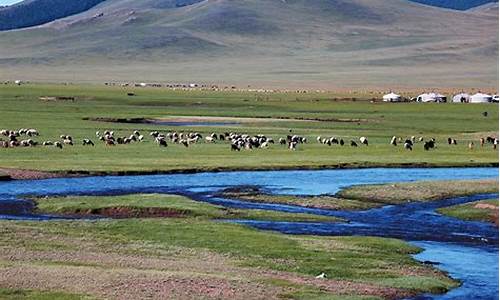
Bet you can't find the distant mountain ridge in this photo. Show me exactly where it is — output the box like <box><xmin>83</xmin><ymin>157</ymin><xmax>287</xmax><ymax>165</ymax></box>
<box><xmin>0</xmin><ymin>0</ymin><xmax>498</xmax><ymax>31</ymax></box>
<box><xmin>0</xmin><ymin>0</ymin><xmax>107</xmax><ymax>31</ymax></box>
<box><xmin>409</xmin><ymin>0</ymin><xmax>498</xmax><ymax>10</ymax></box>
<box><xmin>0</xmin><ymin>0</ymin><xmax>497</xmax><ymax>89</ymax></box>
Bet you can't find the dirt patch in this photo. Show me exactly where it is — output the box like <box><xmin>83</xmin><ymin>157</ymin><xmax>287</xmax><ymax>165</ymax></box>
<box><xmin>0</xmin><ymin>245</ymin><xmax>412</xmax><ymax>300</ymax></box>
<box><xmin>218</xmin><ymin>185</ymin><xmax>379</xmax><ymax>210</ymax></box>
<box><xmin>0</xmin><ymin>168</ymin><xmax>74</xmax><ymax>180</ymax></box>
<box><xmin>52</xmin><ymin>206</ymin><xmax>191</xmax><ymax>219</ymax></box>
<box><xmin>474</xmin><ymin>203</ymin><xmax>498</xmax><ymax>210</ymax></box>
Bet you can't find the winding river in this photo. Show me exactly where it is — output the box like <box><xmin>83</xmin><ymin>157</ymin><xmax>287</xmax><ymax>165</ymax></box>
<box><xmin>0</xmin><ymin>167</ymin><xmax>498</xmax><ymax>299</ymax></box>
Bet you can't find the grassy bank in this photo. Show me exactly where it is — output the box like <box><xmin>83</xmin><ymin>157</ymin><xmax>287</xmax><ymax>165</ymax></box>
<box><xmin>33</xmin><ymin>194</ymin><xmax>342</xmax><ymax>223</ymax></box>
<box><xmin>0</xmin><ymin>288</ymin><xmax>90</xmax><ymax>300</ymax></box>
<box><xmin>438</xmin><ymin>199</ymin><xmax>499</xmax><ymax>224</ymax></box>
<box><xmin>336</xmin><ymin>179</ymin><xmax>499</xmax><ymax>205</ymax></box>
<box><xmin>0</xmin><ymin>84</ymin><xmax>497</xmax><ymax>174</ymax></box>
<box><xmin>219</xmin><ymin>179</ymin><xmax>499</xmax><ymax>210</ymax></box>
<box><xmin>0</xmin><ymin>217</ymin><xmax>457</xmax><ymax>300</ymax></box>
<box><xmin>219</xmin><ymin>186</ymin><xmax>379</xmax><ymax>210</ymax></box>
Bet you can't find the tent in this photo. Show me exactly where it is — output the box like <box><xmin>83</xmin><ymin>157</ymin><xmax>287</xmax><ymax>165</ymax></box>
<box><xmin>382</xmin><ymin>92</ymin><xmax>401</xmax><ymax>102</ymax></box>
<box><xmin>452</xmin><ymin>93</ymin><xmax>470</xmax><ymax>103</ymax></box>
<box><xmin>469</xmin><ymin>93</ymin><xmax>492</xmax><ymax>103</ymax></box>
<box><xmin>416</xmin><ymin>92</ymin><xmax>447</xmax><ymax>103</ymax></box>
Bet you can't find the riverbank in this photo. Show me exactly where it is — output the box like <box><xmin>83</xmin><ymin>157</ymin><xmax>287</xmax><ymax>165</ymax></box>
<box><xmin>31</xmin><ymin>194</ymin><xmax>342</xmax><ymax>223</ymax></box>
<box><xmin>218</xmin><ymin>179</ymin><xmax>499</xmax><ymax>210</ymax></box>
<box><xmin>438</xmin><ymin>199</ymin><xmax>499</xmax><ymax>225</ymax></box>
<box><xmin>0</xmin><ymin>218</ymin><xmax>456</xmax><ymax>300</ymax></box>
<box><xmin>1</xmin><ymin>162</ymin><xmax>499</xmax><ymax>181</ymax></box>
<box><xmin>0</xmin><ymin>168</ymin><xmax>497</xmax><ymax>299</ymax></box>
<box><xmin>0</xmin><ymin>84</ymin><xmax>498</xmax><ymax>179</ymax></box>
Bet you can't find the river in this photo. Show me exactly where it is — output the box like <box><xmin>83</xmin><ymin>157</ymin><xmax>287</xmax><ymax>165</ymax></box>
<box><xmin>0</xmin><ymin>167</ymin><xmax>498</xmax><ymax>299</ymax></box>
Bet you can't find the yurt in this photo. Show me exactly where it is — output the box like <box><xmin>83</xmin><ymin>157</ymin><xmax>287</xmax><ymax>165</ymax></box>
<box><xmin>416</xmin><ymin>92</ymin><xmax>447</xmax><ymax>103</ymax></box>
<box><xmin>452</xmin><ymin>93</ymin><xmax>470</xmax><ymax>103</ymax></box>
<box><xmin>383</xmin><ymin>92</ymin><xmax>401</xmax><ymax>102</ymax></box>
<box><xmin>469</xmin><ymin>93</ymin><xmax>492</xmax><ymax>103</ymax></box>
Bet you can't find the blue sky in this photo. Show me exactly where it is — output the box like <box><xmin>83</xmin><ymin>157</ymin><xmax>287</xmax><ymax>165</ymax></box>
<box><xmin>0</xmin><ymin>0</ymin><xmax>22</xmax><ymax>5</ymax></box>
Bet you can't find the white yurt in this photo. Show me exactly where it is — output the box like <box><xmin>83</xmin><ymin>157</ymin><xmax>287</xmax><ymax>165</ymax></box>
<box><xmin>383</xmin><ymin>92</ymin><xmax>401</xmax><ymax>102</ymax></box>
<box><xmin>416</xmin><ymin>92</ymin><xmax>446</xmax><ymax>103</ymax></box>
<box><xmin>469</xmin><ymin>93</ymin><xmax>492</xmax><ymax>103</ymax></box>
<box><xmin>452</xmin><ymin>93</ymin><xmax>470</xmax><ymax>103</ymax></box>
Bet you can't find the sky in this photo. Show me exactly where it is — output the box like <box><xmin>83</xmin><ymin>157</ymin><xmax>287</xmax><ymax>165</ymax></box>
<box><xmin>0</xmin><ymin>0</ymin><xmax>22</xmax><ymax>5</ymax></box>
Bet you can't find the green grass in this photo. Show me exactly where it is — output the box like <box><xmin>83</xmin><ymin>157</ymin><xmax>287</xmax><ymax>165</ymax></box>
<box><xmin>219</xmin><ymin>180</ymin><xmax>499</xmax><ymax>210</ymax></box>
<box><xmin>438</xmin><ymin>199</ymin><xmax>498</xmax><ymax>223</ymax></box>
<box><xmin>0</xmin><ymin>219</ymin><xmax>457</xmax><ymax>295</ymax></box>
<box><xmin>33</xmin><ymin>193</ymin><xmax>342</xmax><ymax>223</ymax></box>
<box><xmin>0</xmin><ymin>84</ymin><xmax>497</xmax><ymax>174</ymax></box>
<box><xmin>220</xmin><ymin>186</ymin><xmax>379</xmax><ymax>210</ymax></box>
<box><xmin>0</xmin><ymin>288</ymin><xmax>92</xmax><ymax>300</ymax></box>
<box><xmin>336</xmin><ymin>179</ymin><xmax>499</xmax><ymax>205</ymax></box>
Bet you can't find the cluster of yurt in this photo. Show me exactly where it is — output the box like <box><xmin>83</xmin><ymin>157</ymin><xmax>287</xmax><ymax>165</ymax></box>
<box><xmin>383</xmin><ymin>91</ymin><xmax>498</xmax><ymax>103</ymax></box>
<box><xmin>452</xmin><ymin>92</ymin><xmax>495</xmax><ymax>103</ymax></box>
<box><xmin>415</xmin><ymin>92</ymin><xmax>447</xmax><ymax>103</ymax></box>
<box><xmin>382</xmin><ymin>92</ymin><xmax>402</xmax><ymax>102</ymax></box>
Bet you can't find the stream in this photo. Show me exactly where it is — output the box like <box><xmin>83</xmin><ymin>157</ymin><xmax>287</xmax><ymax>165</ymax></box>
<box><xmin>0</xmin><ymin>167</ymin><xmax>498</xmax><ymax>299</ymax></box>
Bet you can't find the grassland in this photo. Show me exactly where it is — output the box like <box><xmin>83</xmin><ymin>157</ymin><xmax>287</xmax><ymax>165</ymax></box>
<box><xmin>336</xmin><ymin>179</ymin><xmax>499</xmax><ymax>205</ymax></box>
<box><xmin>0</xmin><ymin>84</ymin><xmax>497</xmax><ymax>299</ymax></box>
<box><xmin>438</xmin><ymin>199</ymin><xmax>499</xmax><ymax>224</ymax></box>
<box><xmin>0</xmin><ymin>288</ymin><xmax>90</xmax><ymax>300</ymax></box>
<box><xmin>33</xmin><ymin>193</ymin><xmax>342</xmax><ymax>223</ymax></box>
<box><xmin>220</xmin><ymin>179</ymin><xmax>499</xmax><ymax>210</ymax></box>
<box><xmin>0</xmin><ymin>216</ymin><xmax>457</xmax><ymax>300</ymax></box>
<box><xmin>0</xmin><ymin>84</ymin><xmax>497</xmax><ymax>176</ymax></box>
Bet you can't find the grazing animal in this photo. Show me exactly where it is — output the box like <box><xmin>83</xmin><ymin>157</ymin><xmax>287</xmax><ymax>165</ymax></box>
<box><xmin>404</xmin><ymin>142</ymin><xmax>412</xmax><ymax>151</ymax></box>
<box><xmin>452</xmin><ymin>139</ymin><xmax>457</xmax><ymax>145</ymax></box>
<box><xmin>289</xmin><ymin>141</ymin><xmax>298</xmax><ymax>150</ymax></box>
<box><xmin>181</xmin><ymin>140</ymin><xmax>189</xmax><ymax>147</ymax></box>
<box><xmin>231</xmin><ymin>143</ymin><xmax>240</xmax><ymax>151</ymax></box>
<box><xmin>54</xmin><ymin>141</ymin><xmax>63</xmax><ymax>149</ymax></box>
<box><xmin>424</xmin><ymin>140</ymin><xmax>435</xmax><ymax>151</ymax></box>
<box><xmin>158</xmin><ymin>139</ymin><xmax>168</xmax><ymax>147</ymax></box>
<box><xmin>279</xmin><ymin>138</ymin><xmax>287</xmax><ymax>145</ymax></box>
<box><xmin>26</xmin><ymin>129</ymin><xmax>39</xmax><ymax>137</ymax></box>
<box><xmin>468</xmin><ymin>142</ymin><xmax>474</xmax><ymax>150</ymax></box>
<box><xmin>315</xmin><ymin>273</ymin><xmax>326</xmax><ymax>279</ymax></box>
<box><xmin>63</xmin><ymin>139</ymin><xmax>73</xmax><ymax>146</ymax></box>
<box><xmin>360</xmin><ymin>137</ymin><xmax>368</xmax><ymax>146</ymax></box>
<box><xmin>418</xmin><ymin>137</ymin><xmax>424</xmax><ymax>142</ymax></box>
<box><xmin>390</xmin><ymin>136</ymin><xmax>397</xmax><ymax>146</ymax></box>
<box><xmin>83</xmin><ymin>139</ymin><xmax>94</xmax><ymax>146</ymax></box>
<box><xmin>480</xmin><ymin>138</ymin><xmax>485</xmax><ymax>147</ymax></box>
<box><xmin>317</xmin><ymin>136</ymin><xmax>322</xmax><ymax>143</ymax></box>
<box><xmin>350</xmin><ymin>141</ymin><xmax>358</xmax><ymax>147</ymax></box>
<box><xmin>205</xmin><ymin>136</ymin><xmax>215</xmax><ymax>143</ymax></box>
<box><xmin>339</xmin><ymin>139</ymin><xmax>345</xmax><ymax>146</ymax></box>
<box><xmin>447</xmin><ymin>138</ymin><xmax>452</xmax><ymax>145</ymax></box>
<box><xmin>105</xmin><ymin>140</ymin><xmax>115</xmax><ymax>146</ymax></box>
<box><xmin>43</xmin><ymin>141</ymin><xmax>54</xmax><ymax>146</ymax></box>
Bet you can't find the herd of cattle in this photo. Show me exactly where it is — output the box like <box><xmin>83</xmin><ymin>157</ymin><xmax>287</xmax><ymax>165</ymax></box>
<box><xmin>0</xmin><ymin>128</ymin><xmax>498</xmax><ymax>151</ymax></box>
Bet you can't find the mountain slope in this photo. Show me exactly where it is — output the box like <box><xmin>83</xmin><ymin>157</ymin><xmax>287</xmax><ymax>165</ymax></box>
<box><xmin>0</xmin><ymin>0</ymin><xmax>497</xmax><ymax>89</ymax></box>
<box><xmin>409</xmin><ymin>0</ymin><xmax>498</xmax><ymax>10</ymax></box>
<box><xmin>0</xmin><ymin>0</ymin><xmax>107</xmax><ymax>31</ymax></box>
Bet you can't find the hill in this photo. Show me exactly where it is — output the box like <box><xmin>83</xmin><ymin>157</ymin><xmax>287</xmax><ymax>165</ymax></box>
<box><xmin>0</xmin><ymin>0</ymin><xmax>497</xmax><ymax>89</ymax></box>
<box><xmin>0</xmin><ymin>0</ymin><xmax>106</xmax><ymax>31</ymax></box>
<box><xmin>409</xmin><ymin>0</ymin><xmax>498</xmax><ymax>10</ymax></box>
